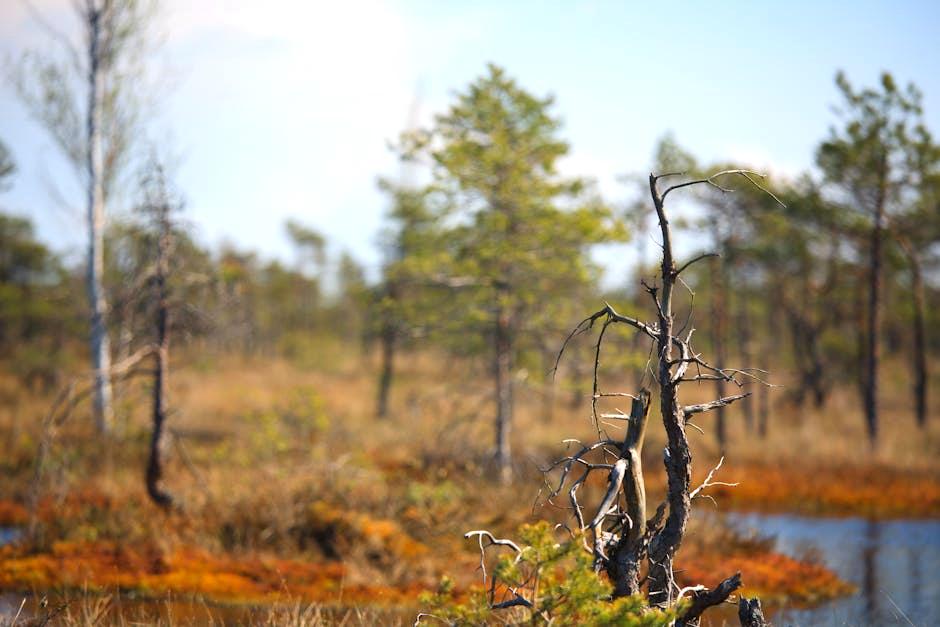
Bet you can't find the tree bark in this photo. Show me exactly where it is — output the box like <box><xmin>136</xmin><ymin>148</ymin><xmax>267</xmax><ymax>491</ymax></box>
<box><xmin>676</xmin><ymin>572</ymin><xmax>742</xmax><ymax>627</ymax></box>
<box><xmin>758</xmin><ymin>293</ymin><xmax>783</xmax><ymax>438</ymax></box>
<box><xmin>911</xmin><ymin>254</ymin><xmax>928</xmax><ymax>429</ymax></box>
<box><xmin>863</xmin><ymin>169</ymin><xmax>886</xmax><ymax>447</ymax></box>
<box><xmin>710</xmin><ymin>236</ymin><xmax>727</xmax><ymax>453</ymax></box>
<box><xmin>900</xmin><ymin>240</ymin><xmax>928</xmax><ymax>428</ymax></box>
<box><xmin>757</xmin><ymin>373</ymin><xmax>769</xmax><ymax>439</ymax></box>
<box><xmin>608</xmin><ymin>390</ymin><xmax>650</xmax><ymax>597</ymax></box>
<box><xmin>376</xmin><ymin>313</ymin><xmax>396</xmax><ymax>420</ymax></box>
<box><xmin>647</xmin><ymin>175</ymin><xmax>692</xmax><ymax>606</ymax></box>
<box><xmin>855</xmin><ymin>270</ymin><xmax>869</xmax><ymax>419</ymax></box>
<box><xmin>147</xmin><ymin>197</ymin><xmax>173</xmax><ymax>509</ymax></box>
<box><xmin>86</xmin><ymin>3</ymin><xmax>114</xmax><ymax>434</ymax></box>
<box><xmin>736</xmin><ymin>290</ymin><xmax>755</xmax><ymax>432</ymax></box>
<box><xmin>785</xmin><ymin>307</ymin><xmax>828</xmax><ymax>408</ymax></box>
<box><xmin>738</xmin><ymin>597</ymin><xmax>769</xmax><ymax>627</ymax></box>
<box><xmin>493</xmin><ymin>297</ymin><xmax>513</xmax><ymax>483</ymax></box>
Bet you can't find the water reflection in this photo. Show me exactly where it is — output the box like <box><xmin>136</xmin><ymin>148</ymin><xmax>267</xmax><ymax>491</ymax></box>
<box><xmin>0</xmin><ymin>527</ymin><xmax>21</xmax><ymax>546</ymax></box>
<box><xmin>730</xmin><ymin>513</ymin><xmax>940</xmax><ymax>626</ymax></box>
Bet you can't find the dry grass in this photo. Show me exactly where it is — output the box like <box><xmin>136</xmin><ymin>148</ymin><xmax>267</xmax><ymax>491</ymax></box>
<box><xmin>0</xmin><ymin>592</ymin><xmax>410</xmax><ymax>626</ymax></box>
<box><xmin>0</xmin><ymin>340</ymin><xmax>937</xmax><ymax>621</ymax></box>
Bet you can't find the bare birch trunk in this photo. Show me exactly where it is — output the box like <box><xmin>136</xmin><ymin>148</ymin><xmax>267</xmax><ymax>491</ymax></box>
<box><xmin>86</xmin><ymin>3</ymin><xmax>114</xmax><ymax>434</ymax></box>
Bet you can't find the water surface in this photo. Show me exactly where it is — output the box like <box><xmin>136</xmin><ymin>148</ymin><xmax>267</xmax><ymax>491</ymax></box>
<box><xmin>730</xmin><ymin>513</ymin><xmax>940</xmax><ymax>626</ymax></box>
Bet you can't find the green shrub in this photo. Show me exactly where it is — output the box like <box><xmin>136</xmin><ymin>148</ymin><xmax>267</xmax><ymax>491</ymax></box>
<box><xmin>420</xmin><ymin>521</ymin><xmax>680</xmax><ymax>626</ymax></box>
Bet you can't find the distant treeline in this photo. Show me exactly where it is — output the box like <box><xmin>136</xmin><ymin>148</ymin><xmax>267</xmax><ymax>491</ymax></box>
<box><xmin>1</xmin><ymin>67</ymin><xmax>937</xmax><ymax>456</ymax></box>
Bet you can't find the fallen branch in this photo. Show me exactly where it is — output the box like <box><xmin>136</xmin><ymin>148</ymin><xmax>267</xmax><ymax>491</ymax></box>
<box><xmin>677</xmin><ymin>572</ymin><xmax>743</xmax><ymax>627</ymax></box>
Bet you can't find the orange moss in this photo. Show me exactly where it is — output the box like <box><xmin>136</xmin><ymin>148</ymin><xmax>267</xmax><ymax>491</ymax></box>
<box><xmin>0</xmin><ymin>540</ymin><xmax>423</xmax><ymax>606</ymax></box>
<box><xmin>680</xmin><ymin>546</ymin><xmax>854</xmax><ymax>605</ymax></box>
<box><xmin>0</xmin><ymin>500</ymin><xmax>27</xmax><ymax>525</ymax></box>
<box><xmin>711</xmin><ymin>462</ymin><xmax>940</xmax><ymax>518</ymax></box>
<box><xmin>305</xmin><ymin>500</ymin><xmax>429</xmax><ymax>562</ymax></box>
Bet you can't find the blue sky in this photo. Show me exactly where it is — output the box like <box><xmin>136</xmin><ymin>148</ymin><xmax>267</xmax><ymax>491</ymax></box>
<box><xmin>2</xmin><ymin>0</ymin><xmax>939</xmax><ymax>281</ymax></box>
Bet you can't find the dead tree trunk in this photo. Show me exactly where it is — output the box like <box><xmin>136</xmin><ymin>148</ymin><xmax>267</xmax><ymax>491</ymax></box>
<box><xmin>85</xmin><ymin>3</ymin><xmax>114</xmax><ymax>434</ymax></box>
<box><xmin>646</xmin><ymin>173</ymin><xmax>694</xmax><ymax>605</ymax></box>
<box><xmin>146</xmin><ymin>189</ymin><xmax>174</xmax><ymax>509</ymax></box>
<box><xmin>738</xmin><ymin>597</ymin><xmax>769</xmax><ymax>627</ymax></box>
<box><xmin>606</xmin><ymin>390</ymin><xmax>651</xmax><ymax>597</ymax></box>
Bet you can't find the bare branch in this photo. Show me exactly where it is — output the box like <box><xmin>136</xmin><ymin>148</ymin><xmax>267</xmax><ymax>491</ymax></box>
<box><xmin>491</xmin><ymin>594</ymin><xmax>533</xmax><ymax>609</ymax></box>
<box><xmin>738</xmin><ymin>170</ymin><xmax>786</xmax><ymax>208</ymax></box>
<box><xmin>465</xmin><ymin>529</ymin><xmax>523</xmax><ymax>595</ymax></box>
<box><xmin>569</xmin><ymin>467</ymin><xmax>591</xmax><ymax>538</ymax></box>
<box><xmin>676</xmin><ymin>252</ymin><xmax>720</xmax><ymax>276</ymax></box>
<box><xmin>589</xmin><ymin>458</ymin><xmax>627</xmax><ymax>529</ymax></box>
<box><xmin>652</xmin><ymin>171</ymin><xmax>687</xmax><ymax>181</ymax></box>
<box><xmin>661</xmin><ymin>169</ymin><xmax>774</xmax><ymax>201</ymax></box>
<box><xmin>464</xmin><ymin>530</ymin><xmax>522</xmax><ymax>554</ymax></box>
<box><xmin>690</xmin><ymin>457</ymin><xmax>738</xmax><ymax>500</ymax></box>
<box><xmin>24</xmin><ymin>0</ymin><xmax>83</xmax><ymax>72</ymax></box>
<box><xmin>683</xmin><ymin>393</ymin><xmax>751</xmax><ymax>419</ymax></box>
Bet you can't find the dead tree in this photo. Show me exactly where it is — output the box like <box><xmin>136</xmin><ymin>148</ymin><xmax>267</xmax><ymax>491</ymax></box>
<box><xmin>143</xmin><ymin>163</ymin><xmax>175</xmax><ymax>509</ymax></box>
<box><xmin>27</xmin><ymin>345</ymin><xmax>154</xmax><ymax>539</ymax></box>
<box><xmin>466</xmin><ymin>169</ymin><xmax>779</xmax><ymax>626</ymax></box>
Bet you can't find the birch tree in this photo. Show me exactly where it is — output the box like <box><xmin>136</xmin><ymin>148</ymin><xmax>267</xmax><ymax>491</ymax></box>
<box><xmin>12</xmin><ymin>0</ymin><xmax>158</xmax><ymax>433</ymax></box>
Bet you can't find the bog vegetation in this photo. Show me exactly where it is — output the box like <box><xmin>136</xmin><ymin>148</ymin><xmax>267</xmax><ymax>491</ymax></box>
<box><xmin>1</xmin><ymin>2</ymin><xmax>939</xmax><ymax>626</ymax></box>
